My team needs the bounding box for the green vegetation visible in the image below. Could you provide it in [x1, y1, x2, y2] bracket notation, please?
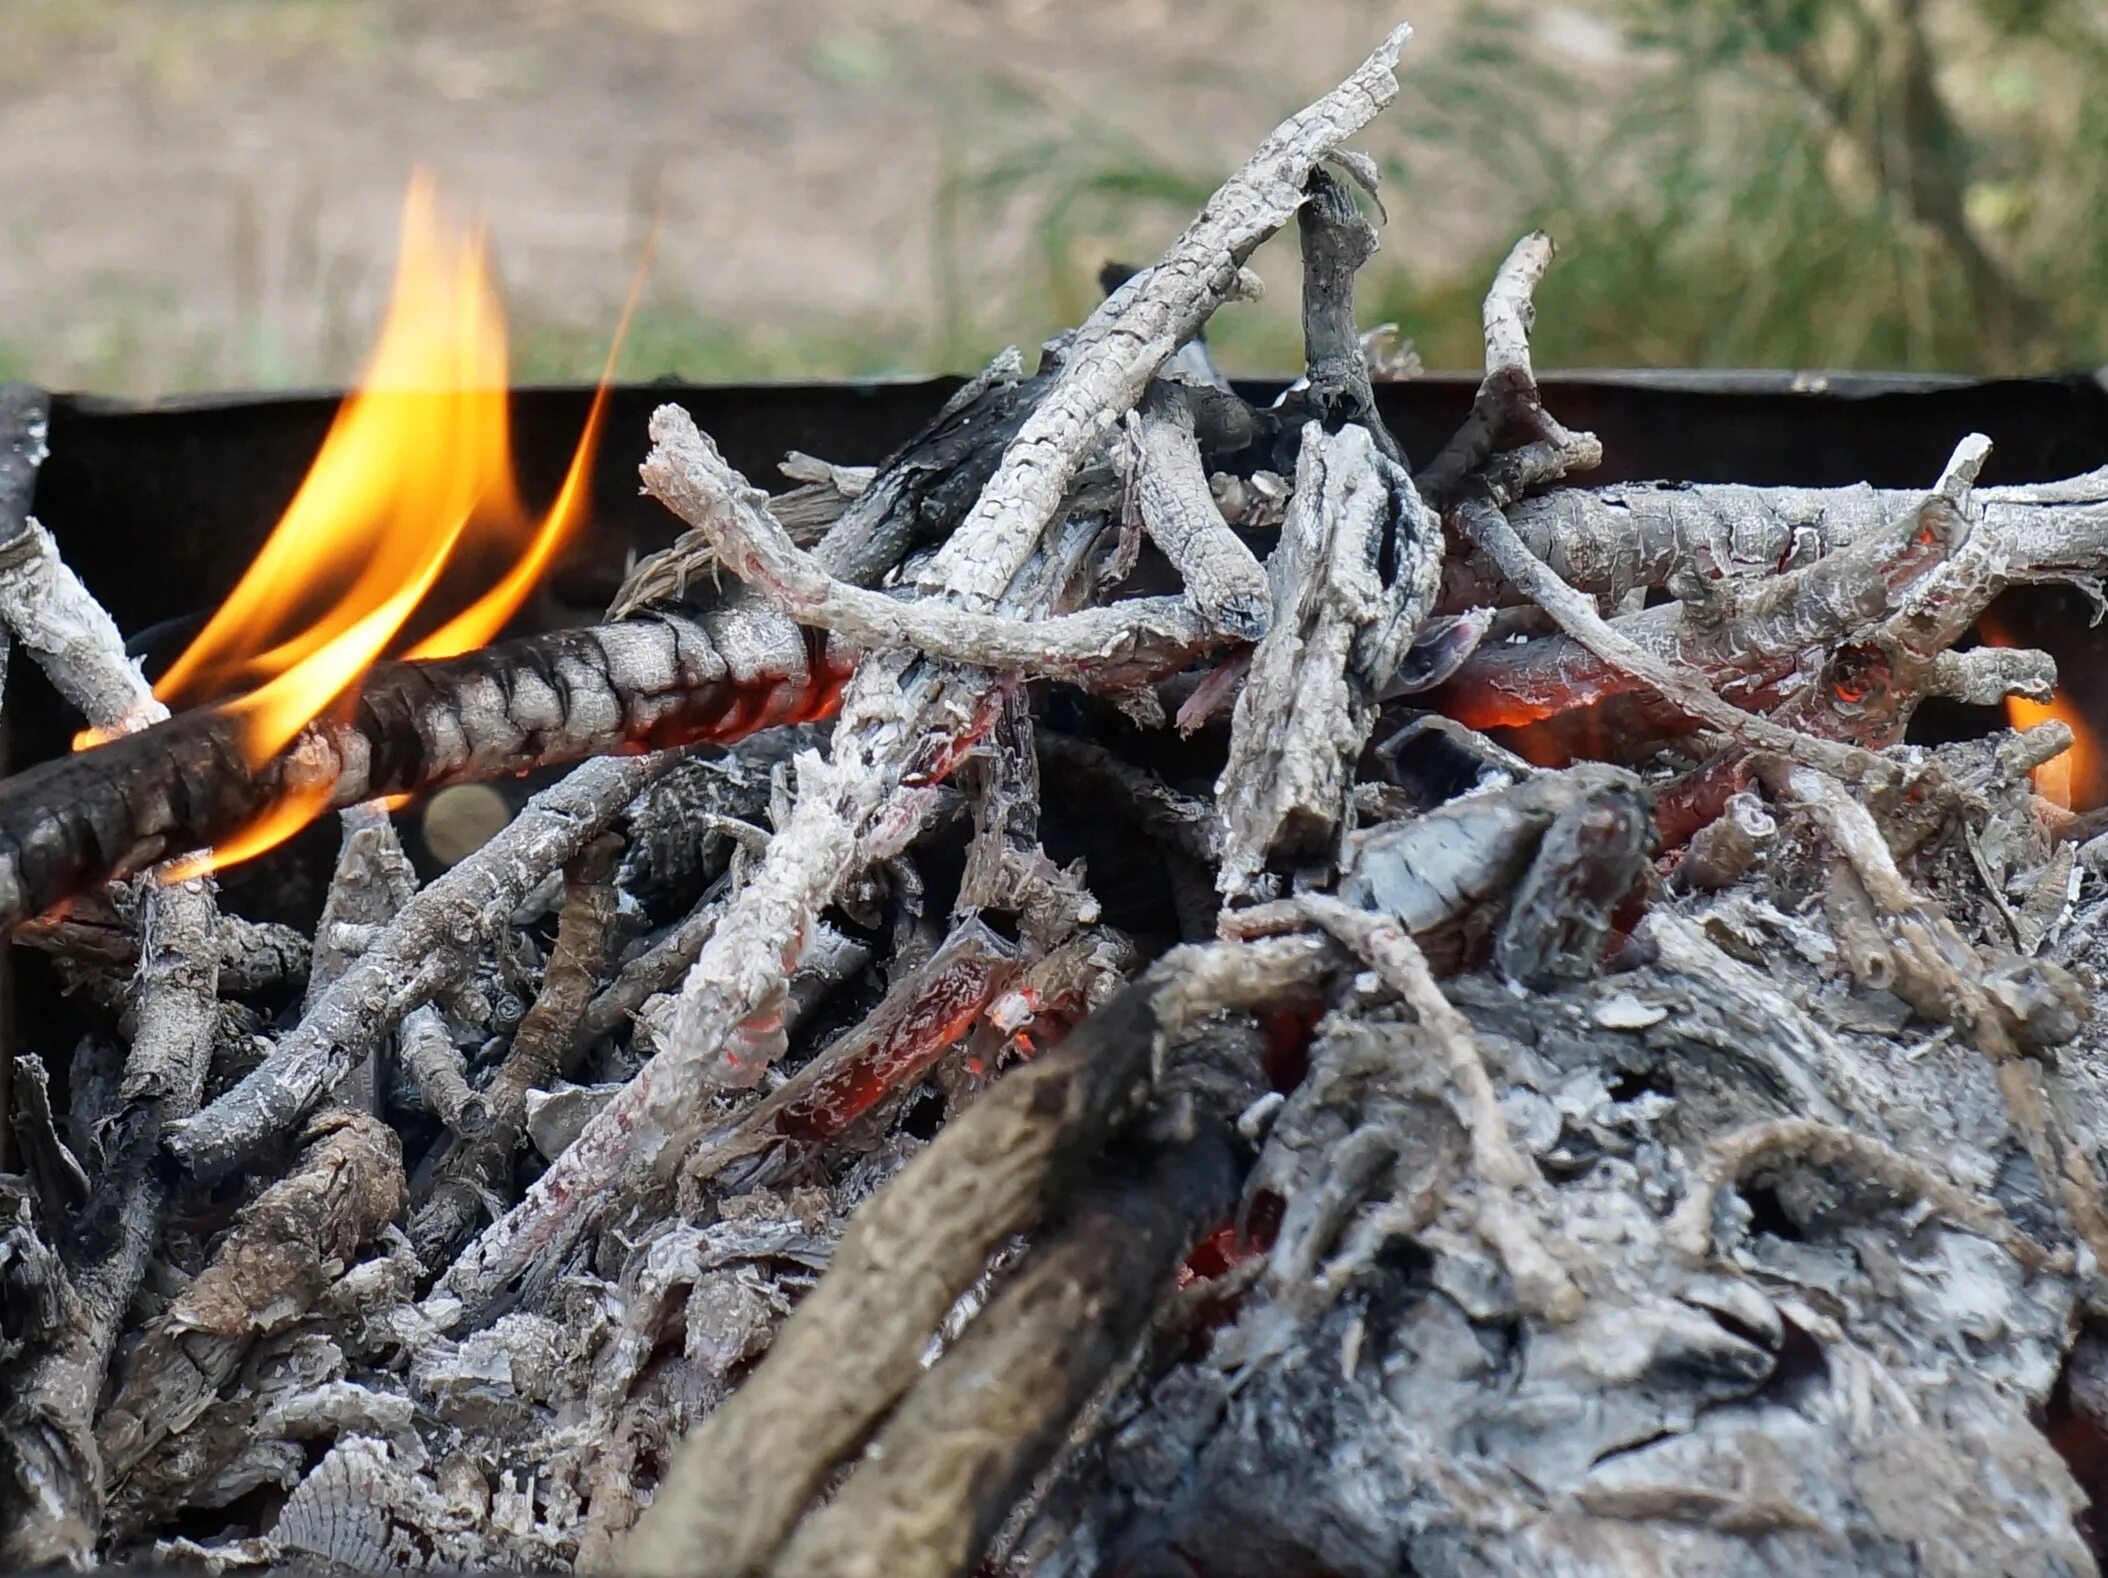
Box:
[527, 0, 2108, 382]
[1393, 0, 2108, 373]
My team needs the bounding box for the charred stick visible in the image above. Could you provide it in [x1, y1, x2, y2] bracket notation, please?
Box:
[1416, 230, 1878, 779]
[612, 348, 1038, 616]
[1426, 489, 1969, 727]
[19, 903, 308, 998]
[1118, 386, 1272, 639]
[577, 871, 733, 1050]
[166, 754, 674, 1184]
[619, 936, 1330, 1578]
[395, 1006, 489, 1139]
[770, 1019, 1265, 1578]
[640, 406, 1227, 688]
[619, 726, 818, 908]
[0, 1180, 98, 1567]
[916, 25, 1411, 609]
[0, 384, 45, 1173]
[0, 522, 147, 728]
[687, 917, 1024, 1195]
[0, 613, 843, 933]
[1035, 728, 1220, 867]
[1226, 894, 1533, 1192]
[308, 804, 420, 1116]
[1283, 165, 1401, 462]
[410, 834, 623, 1271]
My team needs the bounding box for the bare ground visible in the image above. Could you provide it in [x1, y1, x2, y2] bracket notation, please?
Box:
[0, 0, 1559, 396]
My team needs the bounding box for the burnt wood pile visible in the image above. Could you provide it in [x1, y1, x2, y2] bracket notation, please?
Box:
[6, 20, 2108, 1577]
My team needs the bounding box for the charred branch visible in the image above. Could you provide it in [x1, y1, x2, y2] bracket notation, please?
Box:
[0, 521, 220, 1565]
[1281, 166, 1401, 463]
[915, 24, 1411, 610]
[1216, 421, 1439, 901]
[0, 614, 843, 933]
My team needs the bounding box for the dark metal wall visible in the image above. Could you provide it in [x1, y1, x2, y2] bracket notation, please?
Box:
[34, 371, 2108, 651]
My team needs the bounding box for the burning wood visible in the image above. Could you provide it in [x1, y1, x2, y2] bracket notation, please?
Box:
[7, 18, 2108, 1578]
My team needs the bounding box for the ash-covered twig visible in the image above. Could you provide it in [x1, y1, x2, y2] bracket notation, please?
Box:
[1429, 485, 1969, 733]
[410, 834, 624, 1271]
[1448, 463, 2108, 612]
[1221, 897, 1585, 1322]
[641, 404, 1225, 689]
[308, 804, 419, 1115]
[619, 936, 1331, 1578]
[1118, 386, 1272, 639]
[1456, 493, 1886, 780]
[1415, 233, 1595, 506]
[613, 347, 1038, 617]
[1766, 760, 2108, 1273]
[96, 1108, 404, 1491]
[167, 754, 674, 1183]
[1667, 1117, 2058, 1271]
[395, 1006, 489, 1139]
[0, 519, 221, 1565]
[1216, 422, 1439, 901]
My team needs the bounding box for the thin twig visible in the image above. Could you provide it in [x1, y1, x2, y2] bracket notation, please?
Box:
[167, 755, 675, 1183]
[641, 405, 1225, 689]
[410, 834, 625, 1271]
[1667, 1117, 2059, 1270]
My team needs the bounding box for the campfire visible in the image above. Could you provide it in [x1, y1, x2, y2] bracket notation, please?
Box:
[5, 20, 2108, 1576]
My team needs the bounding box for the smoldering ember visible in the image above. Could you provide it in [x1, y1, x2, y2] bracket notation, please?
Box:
[6, 18, 2108, 1576]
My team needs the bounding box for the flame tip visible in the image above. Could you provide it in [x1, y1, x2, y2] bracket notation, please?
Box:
[153, 172, 647, 874]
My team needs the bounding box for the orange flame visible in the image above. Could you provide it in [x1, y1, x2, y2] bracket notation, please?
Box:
[136, 170, 642, 877]
[1977, 614, 2100, 811]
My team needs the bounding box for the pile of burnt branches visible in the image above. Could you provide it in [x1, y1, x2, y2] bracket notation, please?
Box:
[7, 20, 2108, 1577]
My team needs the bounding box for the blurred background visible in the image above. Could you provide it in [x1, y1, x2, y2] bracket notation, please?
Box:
[2, 0, 2103, 397]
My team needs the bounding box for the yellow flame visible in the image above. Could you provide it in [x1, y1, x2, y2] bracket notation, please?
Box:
[1979, 614, 2097, 811]
[404, 220, 653, 661]
[130, 169, 644, 876]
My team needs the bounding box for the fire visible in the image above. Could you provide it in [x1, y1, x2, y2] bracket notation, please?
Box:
[133, 171, 643, 877]
[1977, 614, 2101, 811]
